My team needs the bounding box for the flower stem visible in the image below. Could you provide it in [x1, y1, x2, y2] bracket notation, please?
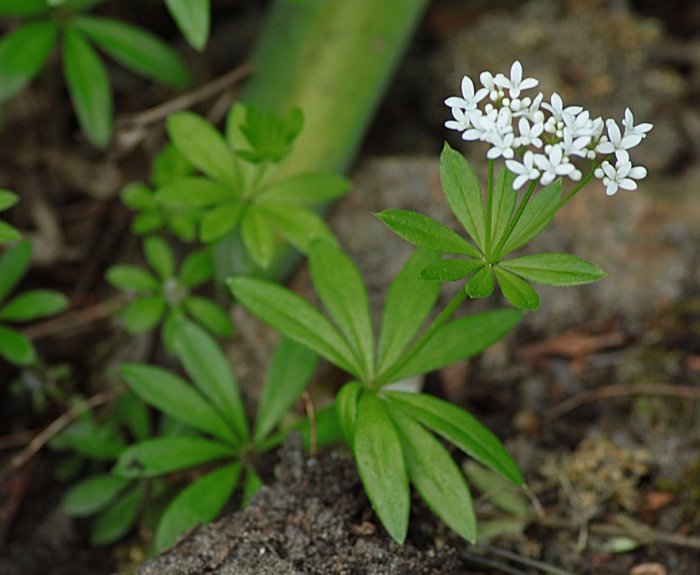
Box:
[555, 167, 597, 211]
[484, 159, 495, 257]
[491, 179, 538, 260]
[377, 287, 468, 387]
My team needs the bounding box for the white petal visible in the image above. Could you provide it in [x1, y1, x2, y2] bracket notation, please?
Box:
[618, 178, 638, 191]
[461, 76, 475, 98]
[445, 96, 465, 108]
[605, 181, 619, 196]
[520, 78, 538, 91]
[597, 141, 615, 154]
[513, 174, 529, 190]
[628, 166, 647, 180]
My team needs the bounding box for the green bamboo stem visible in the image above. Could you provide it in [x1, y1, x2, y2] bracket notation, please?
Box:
[216, 0, 430, 280]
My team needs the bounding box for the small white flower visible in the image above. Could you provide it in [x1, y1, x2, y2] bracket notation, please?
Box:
[479, 70, 503, 101]
[560, 127, 590, 158]
[487, 131, 515, 160]
[594, 150, 648, 195]
[622, 107, 653, 140]
[515, 117, 544, 149]
[444, 75, 488, 112]
[533, 146, 576, 185]
[596, 118, 642, 154]
[494, 60, 538, 99]
[506, 151, 540, 190]
[562, 109, 595, 138]
[542, 93, 582, 122]
[445, 107, 471, 132]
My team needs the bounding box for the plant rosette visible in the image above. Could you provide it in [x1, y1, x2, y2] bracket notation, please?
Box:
[106, 236, 232, 350]
[155, 103, 350, 268]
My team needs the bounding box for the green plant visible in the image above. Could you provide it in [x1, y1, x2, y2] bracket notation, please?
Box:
[55, 391, 155, 546]
[0, 0, 189, 147]
[376, 144, 606, 311]
[0, 189, 20, 243]
[229, 240, 525, 543]
[163, 0, 210, 52]
[154, 103, 350, 268]
[228, 60, 652, 543]
[0, 240, 69, 365]
[120, 144, 199, 242]
[114, 320, 319, 551]
[106, 236, 232, 350]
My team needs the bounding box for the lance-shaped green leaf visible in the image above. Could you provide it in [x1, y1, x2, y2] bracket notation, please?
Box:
[229, 277, 358, 375]
[385, 391, 524, 486]
[51, 419, 125, 460]
[157, 177, 235, 208]
[183, 296, 233, 337]
[390, 407, 476, 542]
[241, 467, 262, 508]
[388, 309, 523, 382]
[488, 167, 517, 253]
[144, 236, 175, 280]
[71, 16, 189, 88]
[62, 474, 131, 517]
[241, 207, 278, 269]
[0, 290, 68, 322]
[167, 112, 239, 188]
[420, 258, 482, 282]
[120, 363, 239, 445]
[200, 203, 244, 243]
[106, 265, 159, 293]
[165, 0, 210, 51]
[494, 267, 539, 311]
[440, 143, 486, 250]
[114, 436, 235, 478]
[90, 484, 144, 545]
[308, 240, 374, 378]
[0, 190, 19, 212]
[499, 253, 606, 286]
[172, 320, 248, 440]
[497, 179, 561, 257]
[258, 173, 350, 205]
[378, 249, 440, 372]
[465, 265, 494, 299]
[156, 462, 240, 552]
[0, 221, 21, 243]
[353, 393, 409, 543]
[0, 240, 31, 302]
[335, 380, 364, 447]
[115, 391, 150, 441]
[63, 27, 112, 148]
[178, 249, 213, 288]
[376, 210, 480, 257]
[0, 20, 58, 102]
[0, 325, 36, 365]
[260, 203, 336, 253]
[121, 295, 166, 333]
[0, 0, 48, 16]
[254, 337, 318, 442]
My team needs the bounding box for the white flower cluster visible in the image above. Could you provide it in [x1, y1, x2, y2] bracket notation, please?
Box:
[445, 61, 653, 196]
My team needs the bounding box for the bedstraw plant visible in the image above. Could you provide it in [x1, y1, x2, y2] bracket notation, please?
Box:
[230, 60, 652, 543]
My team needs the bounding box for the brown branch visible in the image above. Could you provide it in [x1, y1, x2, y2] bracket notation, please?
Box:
[537, 516, 700, 551]
[21, 294, 127, 340]
[545, 383, 700, 421]
[119, 61, 254, 129]
[1, 386, 125, 480]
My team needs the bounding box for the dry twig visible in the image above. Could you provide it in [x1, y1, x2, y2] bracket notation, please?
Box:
[545, 383, 700, 420]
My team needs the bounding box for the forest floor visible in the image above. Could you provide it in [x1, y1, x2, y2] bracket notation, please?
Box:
[1, 1, 700, 574]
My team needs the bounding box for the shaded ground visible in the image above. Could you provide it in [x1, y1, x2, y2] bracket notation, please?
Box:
[1, 1, 700, 574]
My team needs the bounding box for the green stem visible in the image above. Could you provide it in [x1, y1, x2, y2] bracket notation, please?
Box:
[491, 179, 538, 260]
[555, 167, 597, 211]
[484, 159, 495, 258]
[377, 287, 468, 387]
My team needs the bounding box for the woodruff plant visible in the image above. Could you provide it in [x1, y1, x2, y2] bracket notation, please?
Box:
[154, 103, 350, 268]
[106, 236, 233, 351]
[231, 61, 652, 543]
[0, 0, 190, 147]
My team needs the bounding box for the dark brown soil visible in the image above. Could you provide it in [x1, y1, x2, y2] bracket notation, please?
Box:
[138, 435, 460, 575]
